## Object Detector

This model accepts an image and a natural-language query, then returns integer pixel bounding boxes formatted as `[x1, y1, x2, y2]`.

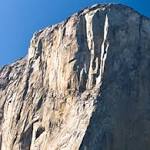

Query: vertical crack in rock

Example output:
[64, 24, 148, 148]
[79, 14, 110, 150]
[96, 14, 109, 87]
[22, 67, 33, 101]
[20, 124, 33, 150]
[75, 15, 90, 92]
[85, 11, 96, 89]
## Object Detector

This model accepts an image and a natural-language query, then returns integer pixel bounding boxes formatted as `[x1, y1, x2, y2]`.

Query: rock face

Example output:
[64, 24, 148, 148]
[1, 3, 150, 150]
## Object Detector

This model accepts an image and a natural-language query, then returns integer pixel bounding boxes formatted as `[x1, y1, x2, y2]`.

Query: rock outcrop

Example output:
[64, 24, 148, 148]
[1, 3, 150, 150]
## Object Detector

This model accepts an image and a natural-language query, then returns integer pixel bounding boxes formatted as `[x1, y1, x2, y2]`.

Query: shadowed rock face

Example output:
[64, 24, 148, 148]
[1, 3, 150, 150]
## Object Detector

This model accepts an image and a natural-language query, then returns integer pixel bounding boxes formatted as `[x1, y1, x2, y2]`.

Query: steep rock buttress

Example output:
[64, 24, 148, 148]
[1, 4, 150, 150]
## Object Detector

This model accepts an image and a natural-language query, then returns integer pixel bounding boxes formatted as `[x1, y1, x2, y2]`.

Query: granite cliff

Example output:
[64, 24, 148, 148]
[1, 3, 150, 150]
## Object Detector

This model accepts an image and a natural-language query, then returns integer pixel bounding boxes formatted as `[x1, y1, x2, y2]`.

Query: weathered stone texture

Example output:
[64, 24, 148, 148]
[1, 4, 150, 150]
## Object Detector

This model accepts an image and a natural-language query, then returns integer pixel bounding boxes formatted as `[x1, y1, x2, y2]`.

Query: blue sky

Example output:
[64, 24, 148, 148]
[0, 0, 150, 67]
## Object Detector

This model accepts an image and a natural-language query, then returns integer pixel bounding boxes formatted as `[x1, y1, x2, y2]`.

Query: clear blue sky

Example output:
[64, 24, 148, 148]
[0, 0, 150, 67]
